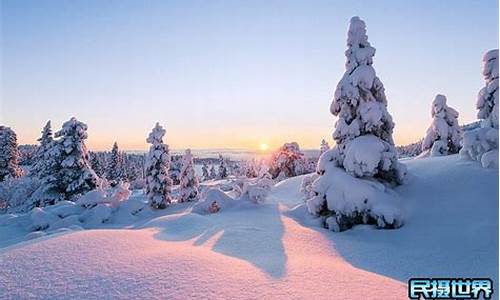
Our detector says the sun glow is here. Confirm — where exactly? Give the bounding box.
[259,143,269,151]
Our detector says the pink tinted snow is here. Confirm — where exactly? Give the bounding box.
[0,217,406,300]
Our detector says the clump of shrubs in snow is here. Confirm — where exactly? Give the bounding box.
[300,173,319,200]
[421,95,461,157]
[269,142,311,180]
[460,49,499,168]
[306,16,406,232]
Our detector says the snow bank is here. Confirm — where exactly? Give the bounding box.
[192,188,236,214]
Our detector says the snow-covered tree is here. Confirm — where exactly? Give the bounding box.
[320,139,330,155]
[31,121,53,178]
[217,154,228,179]
[179,149,199,202]
[201,163,209,181]
[145,122,172,209]
[52,117,99,199]
[460,49,499,168]
[0,126,22,181]
[107,142,123,186]
[209,165,217,179]
[268,142,309,179]
[89,152,106,178]
[169,155,182,185]
[306,17,406,232]
[421,95,461,156]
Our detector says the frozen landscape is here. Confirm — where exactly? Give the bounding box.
[0,155,497,299]
[1,1,499,299]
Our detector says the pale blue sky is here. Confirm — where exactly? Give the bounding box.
[1,0,498,150]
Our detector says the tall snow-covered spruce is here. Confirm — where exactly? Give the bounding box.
[306,16,407,232]
[217,154,228,179]
[55,118,99,198]
[0,126,22,181]
[421,95,461,156]
[145,122,172,209]
[179,149,199,202]
[460,49,499,168]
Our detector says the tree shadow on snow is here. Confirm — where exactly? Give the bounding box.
[150,202,288,279]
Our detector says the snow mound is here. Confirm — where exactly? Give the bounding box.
[192,188,235,214]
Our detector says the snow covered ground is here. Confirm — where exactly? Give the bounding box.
[0,155,497,299]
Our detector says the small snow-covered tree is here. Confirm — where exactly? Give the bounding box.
[201,163,209,181]
[421,95,461,156]
[306,17,406,232]
[52,117,99,199]
[319,139,330,156]
[461,49,499,168]
[217,154,228,179]
[0,126,22,181]
[209,165,217,179]
[89,152,106,178]
[31,121,53,178]
[145,122,172,209]
[107,142,123,186]
[179,149,199,202]
[169,155,182,185]
[268,142,308,179]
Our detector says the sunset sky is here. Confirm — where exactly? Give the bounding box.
[1,0,498,151]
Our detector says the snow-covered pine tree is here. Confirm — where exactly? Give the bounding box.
[169,155,182,185]
[421,95,461,156]
[179,149,199,202]
[107,142,123,186]
[89,152,106,178]
[31,121,53,178]
[460,49,499,168]
[201,163,209,181]
[217,154,228,179]
[477,50,499,130]
[52,117,99,199]
[0,126,22,181]
[145,122,172,209]
[319,139,330,156]
[209,165,217,179]
[306,17,406,232]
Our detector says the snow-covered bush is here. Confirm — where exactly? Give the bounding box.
[269,142,309,180]
[192,188,235,214]
[179,149,199,202]
[0,126,22,181]
[145,122,172,209]
[239,175,274,203]
[319,139,330,155]
[421,95,461,156]
[460,49,499,168]
[306,17,406,232]
[300,173,319,199]
[0,176,41,213]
